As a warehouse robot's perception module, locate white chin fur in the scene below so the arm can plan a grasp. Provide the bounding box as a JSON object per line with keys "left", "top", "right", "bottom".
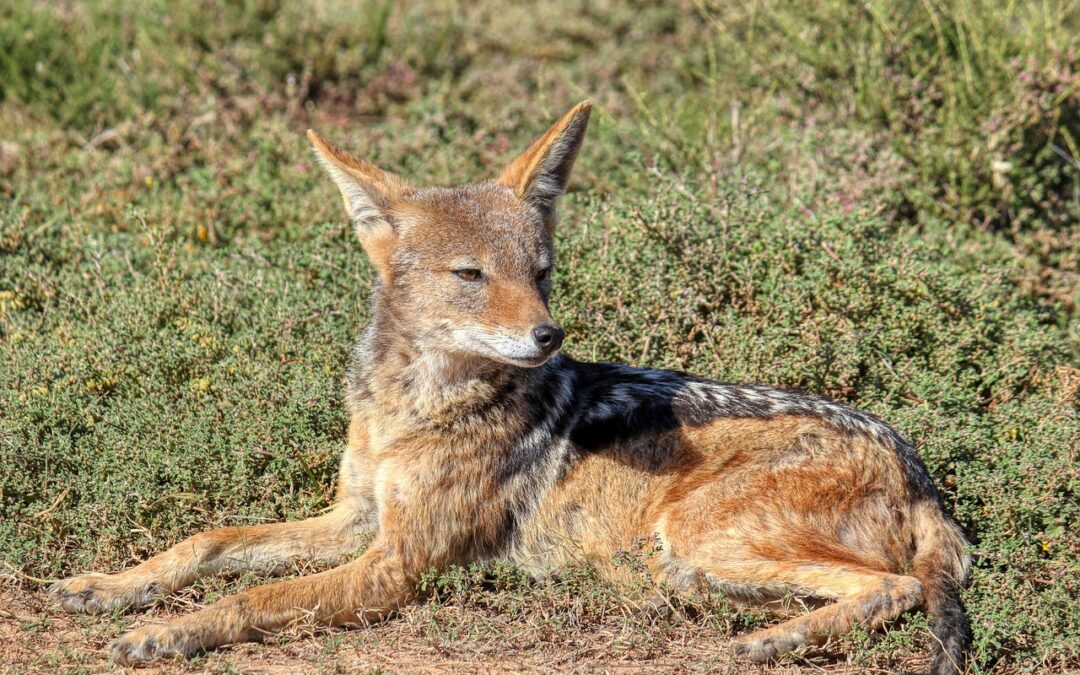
{"left": 493, "top": 352, "right": 555, "bottom": 368}
{"left": 449, "top": 328, "right": 552, "bottom": 367}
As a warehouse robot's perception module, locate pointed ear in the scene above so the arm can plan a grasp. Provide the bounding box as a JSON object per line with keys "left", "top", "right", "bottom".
{"left": 307, "top": 129, "right": 411, "bottom": 278}
{"left": 498, "top": 101, "right": 591, "bottom": 226}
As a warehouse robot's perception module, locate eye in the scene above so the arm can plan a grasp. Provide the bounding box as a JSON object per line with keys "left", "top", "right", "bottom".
{"left": 453, "top": 268, "right": 483, "bottom": 282}
{"left": 536, "top": 267, "right": 551, "bottom": 282}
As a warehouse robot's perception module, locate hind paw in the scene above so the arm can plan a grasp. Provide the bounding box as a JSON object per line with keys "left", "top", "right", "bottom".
{"left": 733, "top": 629, "right": 808, "bottom": 662}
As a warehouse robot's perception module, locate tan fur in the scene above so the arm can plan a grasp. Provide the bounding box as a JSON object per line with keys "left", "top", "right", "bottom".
{"left": 51, "top": 102, "right": 970, "bottom": 673}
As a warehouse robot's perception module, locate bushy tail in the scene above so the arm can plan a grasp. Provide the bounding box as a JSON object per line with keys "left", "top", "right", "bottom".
{"left": 911, "top": 500, "right": 973, "bottom": 675}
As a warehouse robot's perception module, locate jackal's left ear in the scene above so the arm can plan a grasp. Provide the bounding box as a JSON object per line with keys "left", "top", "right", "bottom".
{"left": 307, "top": 130, "right": 412, "bottom": 279}
{"left": 498, "top": 101, "right": 591, "bottom": 227}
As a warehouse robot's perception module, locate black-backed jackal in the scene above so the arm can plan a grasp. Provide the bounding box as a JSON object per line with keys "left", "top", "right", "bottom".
{"left": 51, "top": 102, "right": 972, "bottom": 674}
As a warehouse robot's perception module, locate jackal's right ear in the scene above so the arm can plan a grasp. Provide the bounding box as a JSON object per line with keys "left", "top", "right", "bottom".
{"left": 307, "top": 130, "right": 410, "bottom": 278}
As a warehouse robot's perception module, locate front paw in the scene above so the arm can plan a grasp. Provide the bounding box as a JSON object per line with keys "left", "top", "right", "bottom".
{"left": 111, "top": 623, "right": 200, "bottom": 665}
{"left": 49, "top": 573, "right": 156, "bottom": 614}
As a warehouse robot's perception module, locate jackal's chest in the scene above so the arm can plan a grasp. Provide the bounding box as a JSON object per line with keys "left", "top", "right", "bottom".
{"left": 357, "top": 419, "right": 553, "bottom": 550}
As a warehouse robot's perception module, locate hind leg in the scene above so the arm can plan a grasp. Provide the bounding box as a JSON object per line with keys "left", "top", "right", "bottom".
{"left": 697, "top": 559, "right": 923, "bottom": 662}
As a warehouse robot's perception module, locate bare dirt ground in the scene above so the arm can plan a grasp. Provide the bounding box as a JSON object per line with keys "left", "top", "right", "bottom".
{"left": 1, "top": 585, "right": 935, "bottom": 674}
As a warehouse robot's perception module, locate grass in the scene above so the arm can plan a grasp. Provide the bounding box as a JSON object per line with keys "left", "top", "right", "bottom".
{"left": 1, "top": 0, "right": 1078, "bottom": 672}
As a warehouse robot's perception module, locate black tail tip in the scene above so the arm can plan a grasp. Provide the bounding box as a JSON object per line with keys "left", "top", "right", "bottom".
{"left": 929, "top": 594, "right": 972, "bottom": 675}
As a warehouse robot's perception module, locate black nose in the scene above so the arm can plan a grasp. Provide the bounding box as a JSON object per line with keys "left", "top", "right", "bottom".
{"left": 532, "top": 324, "right": 565, "bottom": 353}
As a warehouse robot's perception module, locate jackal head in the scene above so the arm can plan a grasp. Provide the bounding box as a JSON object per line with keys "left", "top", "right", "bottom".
{"left": 308, "top": 102, "right": 590, "bottom": 368}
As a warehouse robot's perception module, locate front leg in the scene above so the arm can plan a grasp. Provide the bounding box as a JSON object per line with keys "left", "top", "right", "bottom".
{"left": 110, "top": 541, "right": 413, "bottom": 665}
{"left": 50, "top": 506, "right": 367, "bottom": 614}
